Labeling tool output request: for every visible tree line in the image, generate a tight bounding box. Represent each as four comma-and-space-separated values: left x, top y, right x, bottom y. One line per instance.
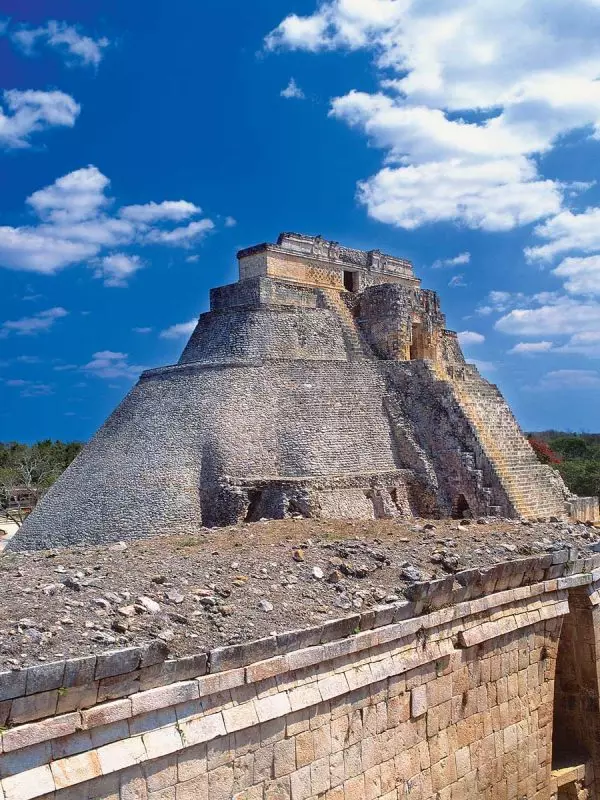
528, 432, 600, 500
0, 440, 83, 523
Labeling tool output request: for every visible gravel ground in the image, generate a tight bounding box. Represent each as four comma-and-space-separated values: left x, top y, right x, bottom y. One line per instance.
0, 516, 598, 670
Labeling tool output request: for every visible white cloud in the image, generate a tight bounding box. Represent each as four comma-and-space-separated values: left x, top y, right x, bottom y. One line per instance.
432, 252, 470, 269
159, 320, 197, 339
281, 78, 306, 99
448, 274, 466, 287
552, 255, 600, 296
120, 201, 202, 223
185, 254, 200, 263
83, 351, 146, 380
538, 369, 600, 389
0, 89, 80, 149
526, 208, 600, 262
509, 341, 554, 354
1, 307, 67, 337
133, 327, 153, 334
0, 166, 220, 280
145, 219, 214, 246
267, 0, 600, 231
94, 253, 144, 287
495, 296, 600, 337
457, 330, 485, 346
224, 216, 237, 227
11, 21, 109, 67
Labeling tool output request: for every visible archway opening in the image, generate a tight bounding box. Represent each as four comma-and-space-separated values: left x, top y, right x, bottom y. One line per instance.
452, 493, 471, 519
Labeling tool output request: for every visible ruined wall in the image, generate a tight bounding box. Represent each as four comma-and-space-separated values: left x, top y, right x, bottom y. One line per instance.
1, 552, 599, 800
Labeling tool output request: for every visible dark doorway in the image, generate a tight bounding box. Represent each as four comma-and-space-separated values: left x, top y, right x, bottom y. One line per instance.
452, 493, 471, 519
343, 270, 356, 291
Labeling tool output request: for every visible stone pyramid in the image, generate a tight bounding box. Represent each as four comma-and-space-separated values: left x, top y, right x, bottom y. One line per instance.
10, 233, 597, 551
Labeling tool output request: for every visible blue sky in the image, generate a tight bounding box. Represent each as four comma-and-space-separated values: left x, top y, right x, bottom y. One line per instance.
1, 0, 600, 443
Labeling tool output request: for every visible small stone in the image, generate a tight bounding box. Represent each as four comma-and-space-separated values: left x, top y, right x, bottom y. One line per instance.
400, 565, 422, 582
109, 541, 128, 551
168, 612, 189, 624
258, 599, 274, 612
293, 548, 305, 562
327, 569, 343, 584
312, 566, 324, 579
118, 605, 136, 617
136, 596, 161, 614
93, 598, 112, 611
151, 575, 166, 584
157, 628, 175, 642
42, 583, 64, 596
166, 589, 185, 604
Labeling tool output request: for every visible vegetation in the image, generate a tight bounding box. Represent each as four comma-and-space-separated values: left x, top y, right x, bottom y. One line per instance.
529, 432, 600, 500
0, 440, 82, 523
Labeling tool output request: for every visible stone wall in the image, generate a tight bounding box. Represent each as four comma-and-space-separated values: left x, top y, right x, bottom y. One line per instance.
2, 552, 600, 800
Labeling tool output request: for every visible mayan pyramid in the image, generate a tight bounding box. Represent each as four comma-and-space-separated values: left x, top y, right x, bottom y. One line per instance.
10, 233, 597, 551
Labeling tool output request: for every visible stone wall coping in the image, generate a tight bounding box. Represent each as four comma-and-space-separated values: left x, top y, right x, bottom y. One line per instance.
0, 580, 570, 800
0, 550, 596, 728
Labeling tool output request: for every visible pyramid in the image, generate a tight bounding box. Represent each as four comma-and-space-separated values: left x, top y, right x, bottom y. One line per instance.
10, 233, 598, 551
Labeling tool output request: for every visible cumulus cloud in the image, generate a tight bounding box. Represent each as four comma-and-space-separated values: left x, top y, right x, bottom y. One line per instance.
0, 89, 80, 149
509, 341, 554, 354
457, 330, 485, 346
94, 254, 144, 288
120, 201, 202, 224
495, 296, 600, 337
83, 351, 146, 380
159, 320, 197, 339
0, 166, 220, 284
552, 255, 600, 296
432, 252, 470, 269
1, 307, 67, 337
281, 78, 306, 99
526, 208, 600, 262
267, 0, 600, 231
10, 20, 109, 67
538, 370, 600, 389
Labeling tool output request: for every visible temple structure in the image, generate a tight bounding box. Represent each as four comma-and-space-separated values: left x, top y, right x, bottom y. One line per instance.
10, 233, 598, 551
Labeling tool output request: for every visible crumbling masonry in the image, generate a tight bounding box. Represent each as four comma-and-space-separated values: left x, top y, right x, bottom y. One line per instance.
10, 233, 599, 551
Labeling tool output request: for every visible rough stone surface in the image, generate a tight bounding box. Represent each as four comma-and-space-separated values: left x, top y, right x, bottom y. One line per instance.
10, 232, 597, 552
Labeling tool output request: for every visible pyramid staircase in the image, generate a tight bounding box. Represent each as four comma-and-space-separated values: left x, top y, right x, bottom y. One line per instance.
445, 364, 568, 519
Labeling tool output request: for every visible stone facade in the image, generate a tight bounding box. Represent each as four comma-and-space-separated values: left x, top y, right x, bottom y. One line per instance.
10, 233, 598, 551
2, 551, 600, 800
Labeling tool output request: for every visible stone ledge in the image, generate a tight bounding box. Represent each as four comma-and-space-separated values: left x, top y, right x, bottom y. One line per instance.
0, 550, 590, 728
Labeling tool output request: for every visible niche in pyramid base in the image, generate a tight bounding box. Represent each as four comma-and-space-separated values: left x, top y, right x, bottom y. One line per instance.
10, 233, 598, 551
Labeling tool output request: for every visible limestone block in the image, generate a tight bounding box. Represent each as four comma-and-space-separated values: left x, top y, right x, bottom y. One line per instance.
82, 698, 132, 729
131, 681, 199, 716
63, 656, 97, 688
179, 712, 226, 747
142, 726, 183, 759
198, 669, 245, 697
254, 693, 291, 723
223, 703, 259, 733
207, 764, 234, 800
96, 736, 147, 774
0, 671, 27, 703
51, 750, 102, 789
274, 738, 296, 777
411, 686, 427, 718
9, 690, 58, 724
95, 648, 142, 681
1, 764, 55, 800
25, 662, 66, 696
175, 774, 208, 800
1, 711, 80, 752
